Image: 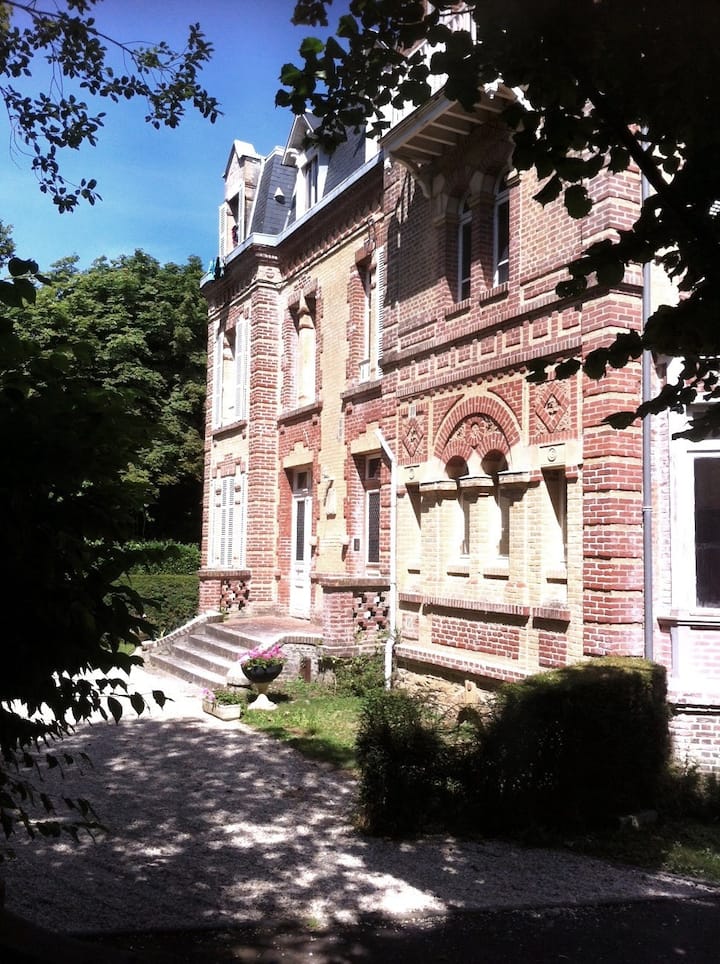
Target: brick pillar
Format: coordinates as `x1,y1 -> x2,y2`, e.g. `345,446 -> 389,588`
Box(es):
581,296 -> 644,656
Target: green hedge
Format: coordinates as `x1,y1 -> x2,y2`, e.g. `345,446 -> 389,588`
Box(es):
469,657 -> 671,833
125,573 -> 199,638
125,541 -> 201,575
355,658 -> 671,837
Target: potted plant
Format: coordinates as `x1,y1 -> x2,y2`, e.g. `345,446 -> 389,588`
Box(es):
239,643 -> 286,710
201,687 -> 245,721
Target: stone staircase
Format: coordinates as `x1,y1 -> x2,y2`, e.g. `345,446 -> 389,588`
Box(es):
143,615 -> 323,691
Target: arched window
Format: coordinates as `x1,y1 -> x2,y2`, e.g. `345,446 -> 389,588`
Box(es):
482,452 -> 510,559
493,175 -> 510,286
447,456 -> 470,557
457,196 -> 472,301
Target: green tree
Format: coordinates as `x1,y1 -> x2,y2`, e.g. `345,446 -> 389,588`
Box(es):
0,2 -> 215,845
20,251 -> 208,542
278,0 -> 720,437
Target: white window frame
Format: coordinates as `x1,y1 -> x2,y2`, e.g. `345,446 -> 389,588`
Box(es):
213,318 -> 250,429
544,469 -> 568,568
493,176 -> 510,286
364,455 -> 382,567
457,196 -> 472,301
672,426 -> 720,612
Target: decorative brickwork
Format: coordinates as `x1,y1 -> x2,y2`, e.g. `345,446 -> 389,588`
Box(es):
220,577 -> 250,613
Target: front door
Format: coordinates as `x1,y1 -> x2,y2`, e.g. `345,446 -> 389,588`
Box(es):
289,469 -> 312,618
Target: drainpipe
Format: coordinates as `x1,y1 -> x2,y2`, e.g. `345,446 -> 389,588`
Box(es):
375,429 -> 397,688
641,170 -> 654,661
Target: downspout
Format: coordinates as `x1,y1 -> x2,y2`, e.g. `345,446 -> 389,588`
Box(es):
641,170 -> 654,661
375,429 -> 397,688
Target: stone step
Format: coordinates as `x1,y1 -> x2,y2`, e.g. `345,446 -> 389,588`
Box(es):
171,640 -> 235,677
149,651 -> 228,690
185,631 -> 249,663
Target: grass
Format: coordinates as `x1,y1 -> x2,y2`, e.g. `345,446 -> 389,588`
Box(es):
242,679 -> 363,771
239,679 -> 720,885
566,819 -> 720,885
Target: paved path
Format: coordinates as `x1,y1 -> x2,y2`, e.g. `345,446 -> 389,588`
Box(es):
2,666 -> 719,957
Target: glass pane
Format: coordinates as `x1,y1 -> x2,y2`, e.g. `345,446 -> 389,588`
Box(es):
295,500 -> 305,562
695,458 -> 720,606
367,490 -> 380,564
495,197 -> 509,284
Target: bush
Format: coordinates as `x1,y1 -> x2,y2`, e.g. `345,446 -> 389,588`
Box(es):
469,657 -> 671,833
324,650 -> 386,697
354,658 -> 672,840
355,690 -> 449,836
125,540 -> 201,575
126,573 -> 199,638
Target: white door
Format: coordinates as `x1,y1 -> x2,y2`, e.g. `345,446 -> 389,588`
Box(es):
290,469 -> 312,618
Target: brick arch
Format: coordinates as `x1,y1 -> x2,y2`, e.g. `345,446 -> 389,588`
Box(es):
434,396 -> 520,465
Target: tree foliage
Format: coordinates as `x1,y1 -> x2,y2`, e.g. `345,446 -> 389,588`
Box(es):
278,0 -> 720,437
18,250 -> 208,541
0,0 -> 219,211
0,3 -> 216,848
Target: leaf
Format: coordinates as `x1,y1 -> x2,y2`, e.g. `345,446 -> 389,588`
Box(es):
129,692 -> 145,715
564,185 -> 593,219
533,175 -> 563,207
299,36 -> 325,56
595,259 -> 626,287
152,689 -> 167,708
8,257 -> 38,277
106,696 -> 123,723
604,411 -> 638,430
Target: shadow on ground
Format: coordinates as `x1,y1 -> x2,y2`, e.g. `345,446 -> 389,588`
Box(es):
2,704 -> 716,940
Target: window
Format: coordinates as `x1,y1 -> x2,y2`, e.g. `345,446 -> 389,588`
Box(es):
493,175 -> 510,286
694,457 -> 720,606
446,456 -> 470,558
295,295 -> 316,406
458,196 -> 472,301
671,407 -> 720,611
544,469 -> 568,567
358,248 -> 385,382
367,490 -> 381,565
364,455 -> 382,566
304,155 -> 319,210
483,452 -> 509,560
212,471 -> 246,569
213,317 -> 250,428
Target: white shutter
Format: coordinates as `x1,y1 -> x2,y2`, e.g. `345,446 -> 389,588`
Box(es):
235,317 -> 249,421
219,476 -> 234,568
374,246 -> 385,376
235,472 -> 247,568
212,328 -> 223,427
218,203 -> 227,259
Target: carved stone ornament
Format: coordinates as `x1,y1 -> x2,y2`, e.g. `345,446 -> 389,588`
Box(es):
455,416 -> 496,450
536,383 -> 570,434
402,416 -> 424,457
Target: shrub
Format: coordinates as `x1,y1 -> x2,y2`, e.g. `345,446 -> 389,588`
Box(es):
125,540 -> 201,575
469,657 -> 671,833
355,690 -> 449,836
323,649 -> 386,697
125,573 -> 199,638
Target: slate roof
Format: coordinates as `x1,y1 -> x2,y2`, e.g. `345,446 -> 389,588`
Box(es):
249,149 -> 296,236
243,117 -> 371,239
323,127 -> 367,194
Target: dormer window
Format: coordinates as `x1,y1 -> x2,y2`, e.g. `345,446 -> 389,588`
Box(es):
304,155 -> 319,210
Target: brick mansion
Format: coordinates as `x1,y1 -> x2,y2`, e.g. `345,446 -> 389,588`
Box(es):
197,74 -> 720,769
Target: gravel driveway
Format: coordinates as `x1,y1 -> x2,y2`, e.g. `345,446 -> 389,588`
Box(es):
3,667 -> 717,935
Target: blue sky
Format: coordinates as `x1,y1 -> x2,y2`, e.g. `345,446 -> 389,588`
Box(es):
0,0 -> 323,270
